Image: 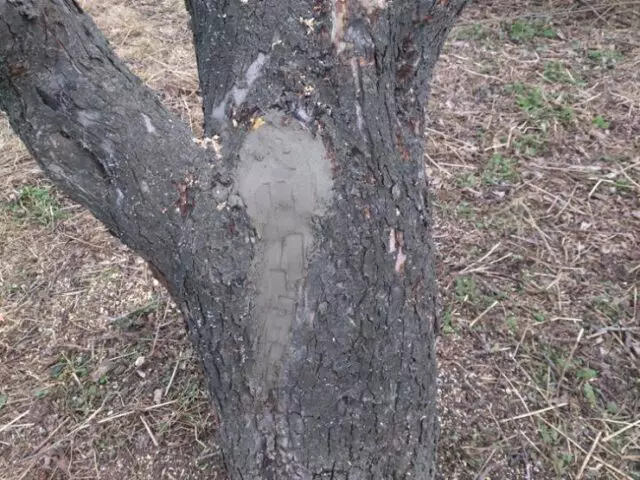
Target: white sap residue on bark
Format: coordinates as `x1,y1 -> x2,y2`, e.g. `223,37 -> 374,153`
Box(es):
47,162 -> 93,201
359,0 -> 387,14
101,140 -> 115,160
211,100 -> 227,121
116,188 -> 125,208
331,0 -> 347,54
211,53 -> 269,122
350,58 -> 367,143
395,248 -> 407,273
141,113 -> 157,134
232,52 -> 268,105
295,107 -> 312,124
389,229 -> 397,253
77,110 -> 100,128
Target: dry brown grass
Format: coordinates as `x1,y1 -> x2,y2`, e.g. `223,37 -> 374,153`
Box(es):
1,0 -> 638,479
433,2 -> 639,478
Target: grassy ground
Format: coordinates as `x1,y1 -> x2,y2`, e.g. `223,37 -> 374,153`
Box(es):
1,0 -> 638,478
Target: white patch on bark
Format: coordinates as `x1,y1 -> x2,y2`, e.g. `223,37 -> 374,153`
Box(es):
116,188 -> 124,207
141,113 -> 157,134
331,0 -> 347,53
231,85 -> 249,105
47,163 -> 93,200
395,247 -> 407,273
299,17 -> 316,35
295,107 -> 312,124
350,58 -> 367,143
247,53 -> 268,85
389,229 -> 406,272
211,53 -> 269,122
211,100 -> 227,121
350,58 -> 361,96
101,140 -> 115,159
77,110 -> 100,128
100,141 -> 119,174
193,135 -> 224,159
232,52 -> 268,105
355,103 -> 365,138
359,0 -> 386,14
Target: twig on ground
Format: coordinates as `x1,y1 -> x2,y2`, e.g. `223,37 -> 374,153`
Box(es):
0,410 -> 29,434
577,431 -> 603,479
139,414 -> 159,447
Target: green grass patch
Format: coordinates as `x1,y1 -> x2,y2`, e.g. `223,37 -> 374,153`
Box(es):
532,311 -> 546,323
482,154 -> 519,185
442,309 -> 456,335
456,23 -> 492,41
510,83 -> 545,112
543,61 -> 582,85
455,201 -> 477,220
614,179 -> 634,194
6,185 -> 66,226
587,48 -> 624,68
509,20 -> 556,42
455,276 -> 479,303
506,83 -> 574,127
576,368 -> 598,381
456,172 -> 480,189
583,383 -> 597,407
552,452 -> 574,475
49,355 -> 90,381
514,133 -> 548,156
592,115 -> 610,129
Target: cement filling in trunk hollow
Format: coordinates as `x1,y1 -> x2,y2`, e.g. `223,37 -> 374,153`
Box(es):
236,111 -> 333,387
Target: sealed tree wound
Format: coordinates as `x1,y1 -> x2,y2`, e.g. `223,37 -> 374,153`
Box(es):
237,111 -> 333,389
1,0 -> 469,478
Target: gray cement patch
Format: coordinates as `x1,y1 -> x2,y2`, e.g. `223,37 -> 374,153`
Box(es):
236,111 -> 333,388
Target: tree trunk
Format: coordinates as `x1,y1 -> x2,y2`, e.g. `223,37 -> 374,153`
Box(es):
0,0 -> 467,478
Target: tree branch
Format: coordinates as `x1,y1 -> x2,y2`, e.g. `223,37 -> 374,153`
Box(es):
0,0 -> 227,284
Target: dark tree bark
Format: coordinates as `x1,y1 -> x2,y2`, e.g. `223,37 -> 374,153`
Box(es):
0,0 -> 467,478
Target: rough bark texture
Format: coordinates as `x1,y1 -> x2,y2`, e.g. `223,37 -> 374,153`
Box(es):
1,0 -> 467,478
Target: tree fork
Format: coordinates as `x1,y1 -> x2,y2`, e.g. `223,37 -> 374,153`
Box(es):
0,0 -> 468,477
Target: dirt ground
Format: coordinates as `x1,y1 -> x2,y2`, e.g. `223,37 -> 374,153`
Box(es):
1,0 -> 638,478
